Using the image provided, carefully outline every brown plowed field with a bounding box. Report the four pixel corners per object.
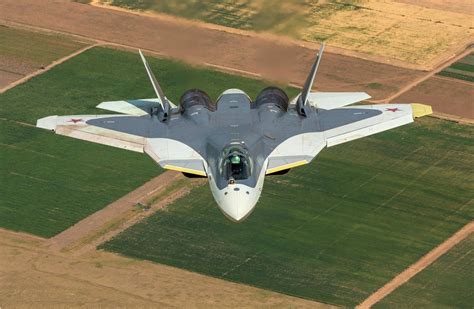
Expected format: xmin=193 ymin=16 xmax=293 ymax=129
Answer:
xmin=0 ymin=0 xmax=425 ymax=101
xmin=392 ymin=76 xmax=474 ymax=119
xmin=0 ymin=229 xmax=332 ymax=308
xmin=0 ymin=25 xmax=87 ymax=89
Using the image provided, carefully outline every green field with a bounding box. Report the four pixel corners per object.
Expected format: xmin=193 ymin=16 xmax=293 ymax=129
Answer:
xmin=376 ymin=234 xmax=474 ymax=308
xmin=0 ymin=25 xmax=87 ymax=69
xmin=101 ymin=117 xmax=474 ymax=307
xmin=0 ymin=121 xmax=159 ymax=237
xmin=0 ymin=46 xmax=295 ymax=237
xmin=437 ymin=53 xmax=474 ymax=83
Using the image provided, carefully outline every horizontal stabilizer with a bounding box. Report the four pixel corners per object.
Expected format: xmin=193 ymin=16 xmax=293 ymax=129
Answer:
xmin=307 ymin=92 xmax=371 ymax=110
xmin=97 ymin=99 xmax=164 ymax=116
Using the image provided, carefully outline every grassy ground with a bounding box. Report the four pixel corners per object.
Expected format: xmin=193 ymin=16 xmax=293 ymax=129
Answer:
xmin=437 ymin=53 xmax=474 ymax=83
xmin=101 ymin=117 xmax=473 ymax=307
xmin=0 ymin=46 xmax=297 ymax=237
xmin=0 ymin=25 xmax=87 ymax=69
xmin=97 ymin=0 xmax=473 ymax=66
xmin=376 ymin=234 xmax=474 ymax=308
xmin=0 ymin=121 xmax=159 ymax=237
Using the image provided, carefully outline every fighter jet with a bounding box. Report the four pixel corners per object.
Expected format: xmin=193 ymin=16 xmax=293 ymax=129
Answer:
xmin=37 ymin=45 xmax=432 ymax=222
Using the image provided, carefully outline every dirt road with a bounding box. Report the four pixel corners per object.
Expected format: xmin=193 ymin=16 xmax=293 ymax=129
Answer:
xmin=47 ymin=171 xmax=204 ymax=255
xmin=0 ymin=0 xmax=425 ymax=101
xmin=380 ymin=46 xmax=474 ymax=120
xmin=357 ymin=220 xmax=474 ymax=308
xmin=0 ymin=229 xmax=332 ymax=308
xmin=395 ymin=76 xmax=474 ymax=120
xmin=373 ymin=47 xmax=474 ymax=104
xmin=0 ymin=43 xmax=97 ymax=94
xmin=0 ymin=25 xmax=90 ymax=89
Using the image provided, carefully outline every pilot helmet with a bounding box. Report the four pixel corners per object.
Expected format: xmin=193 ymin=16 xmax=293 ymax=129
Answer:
xmin=230 ymin=154 xmax=241 ymax=164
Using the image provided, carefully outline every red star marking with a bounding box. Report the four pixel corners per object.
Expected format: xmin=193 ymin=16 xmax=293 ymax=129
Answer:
xmin=68 ymin=118 xmax=83 ymax=123
xmin=386 ymin=108 xmax=401 ymax=112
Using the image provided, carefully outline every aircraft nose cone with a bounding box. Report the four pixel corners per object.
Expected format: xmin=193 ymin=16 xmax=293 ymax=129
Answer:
xmin=218 ymin=186 xmax=258 ymax=222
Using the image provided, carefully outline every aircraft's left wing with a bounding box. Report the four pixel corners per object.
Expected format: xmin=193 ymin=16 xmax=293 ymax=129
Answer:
xmin=36 ymin=115 xmax=146 ymax=152
xmin=322 ymin=103 xmax=431 ymax=147
xmin=265 ymin=103 xmax=431 ymax=174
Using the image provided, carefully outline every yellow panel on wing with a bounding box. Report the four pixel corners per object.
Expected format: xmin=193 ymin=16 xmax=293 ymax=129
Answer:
xmin=266 ymin=160 xmax=308 ymax=175
xmin=411 ymin=103 xmax=433 ymax=118
xmin=163 ymin=165 xmax=207 ymax=177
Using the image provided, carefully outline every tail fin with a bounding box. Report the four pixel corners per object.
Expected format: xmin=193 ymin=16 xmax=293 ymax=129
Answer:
xmin=138 ymin=50 xmax=171 ymax=120
xmin=296 ymin=43 xmax=325 ymax=116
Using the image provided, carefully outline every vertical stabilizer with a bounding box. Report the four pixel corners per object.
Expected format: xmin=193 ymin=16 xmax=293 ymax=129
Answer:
xmin=296 ymin=43 xmax=325 ymax=116
xmin=139 ymin=50 xmax=170 ymax=120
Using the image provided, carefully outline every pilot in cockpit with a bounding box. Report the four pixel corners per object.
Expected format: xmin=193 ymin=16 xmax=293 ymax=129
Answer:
xmin=222 ymin=145 xmax=252 ymax=182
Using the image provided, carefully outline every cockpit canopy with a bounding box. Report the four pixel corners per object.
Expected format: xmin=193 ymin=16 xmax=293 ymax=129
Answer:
xmin=220 ymin=144 xmax=252 ymax=181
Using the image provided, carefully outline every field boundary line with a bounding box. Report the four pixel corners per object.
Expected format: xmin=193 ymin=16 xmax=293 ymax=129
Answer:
xmin=2 ymin=21 xmax=471 ymax=126
xmin=431 ymin=75 xmax=474 ymax=87
xmin=356 ymin=221 xmax=474 ymax=308
xmin=369 ymin=46 xmax=474 ymax=104
xmin=88 ymin=0 xmax=472 ymax=71
xmin=0 ymin=227 xmax=46 ymax=242
xmin=204 ymin=62 xmax=262 ymax=78
xmin=0 ymin=21 xmax=265 ymax=86
xmin=0 ymin=43 xmax=99 ymax=94
xmin=430 ymin=113 xmax=474 ymax=126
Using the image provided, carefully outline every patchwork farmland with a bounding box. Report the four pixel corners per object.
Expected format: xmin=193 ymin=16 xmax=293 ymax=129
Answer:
xmin=0 ymin=121 xmax=159 ymax=237
xmin=437 ymin=53 xmax=474 ymax=83
xmin=101 ymin=116 xmax=474 ymax=306
xmin=376 ymin=234 xmax=474 ymax=308
xmin=0 ymin=25 xmax=87 ymax=89
xmin=0 ymin=18 xmax=472 ymax=307
xmin=394 ymin=52 xmax=474 ymax=119
xmin=96 ymin=0 xmax=474 ymax=66
xmin=0 ymin=46 xmax=297 ymax=237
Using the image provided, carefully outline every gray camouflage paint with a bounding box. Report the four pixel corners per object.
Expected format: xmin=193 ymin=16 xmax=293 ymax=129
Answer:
xmin=87 ymin=91 xmax=381 ymax=190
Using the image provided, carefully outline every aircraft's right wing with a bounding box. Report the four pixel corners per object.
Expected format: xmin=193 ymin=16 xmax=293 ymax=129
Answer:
xmin=37 ymin=114 xmax=209 ymax=176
